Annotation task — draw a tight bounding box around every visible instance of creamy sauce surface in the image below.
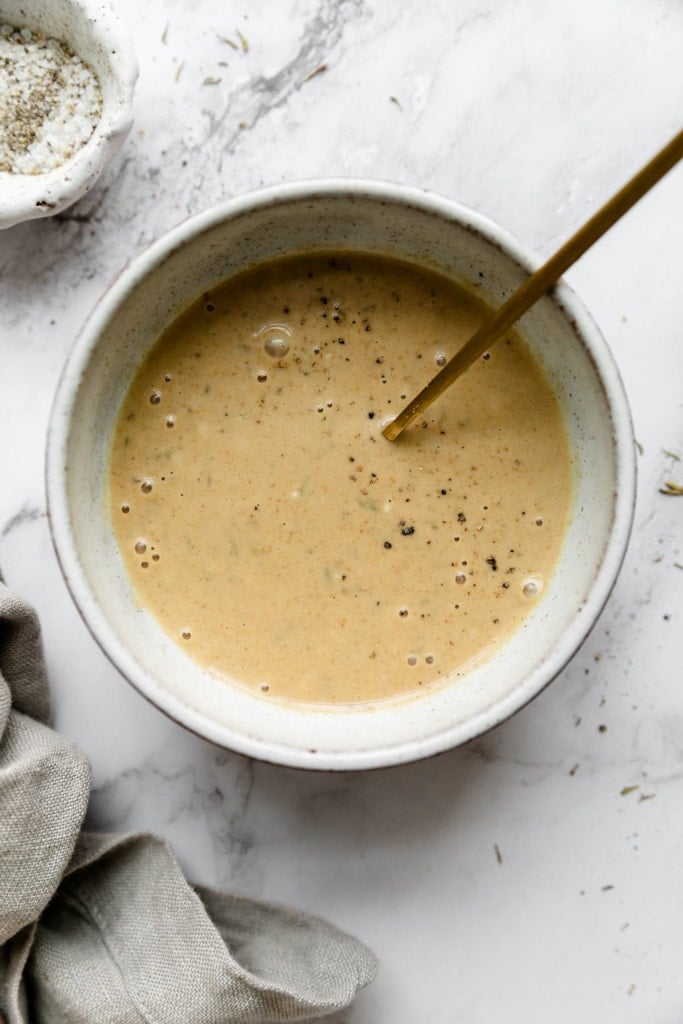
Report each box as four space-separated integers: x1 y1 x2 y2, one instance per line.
109 253 573 705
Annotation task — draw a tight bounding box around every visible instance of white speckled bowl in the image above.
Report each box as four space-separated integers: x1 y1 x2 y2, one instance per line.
0 0 137 229
47 181 636 770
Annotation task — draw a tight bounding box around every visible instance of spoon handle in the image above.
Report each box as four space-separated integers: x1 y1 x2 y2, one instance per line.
383 128 683 441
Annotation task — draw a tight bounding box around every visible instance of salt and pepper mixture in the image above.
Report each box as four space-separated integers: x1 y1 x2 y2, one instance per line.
0 23 102 176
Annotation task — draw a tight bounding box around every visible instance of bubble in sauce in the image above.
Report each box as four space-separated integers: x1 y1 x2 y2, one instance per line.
181 629 192 640
455 572 466 585
256 323 292 359
523 577 542 598
166 415 175 428
535 517 544 526
141 479 153 494
256 371 268 383
149 390 162 405
425 654 435 664
121 503 130 514
264 335 290 358
134 540 147 554
407 655 418 666
435 351 447 367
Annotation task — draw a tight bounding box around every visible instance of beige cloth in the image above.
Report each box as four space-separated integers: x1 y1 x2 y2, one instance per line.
0 582 376 1023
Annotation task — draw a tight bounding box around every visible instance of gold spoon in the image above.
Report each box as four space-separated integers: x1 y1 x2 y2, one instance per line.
383 128 683 442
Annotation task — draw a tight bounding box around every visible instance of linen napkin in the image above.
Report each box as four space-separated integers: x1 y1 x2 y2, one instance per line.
0 580 377 1023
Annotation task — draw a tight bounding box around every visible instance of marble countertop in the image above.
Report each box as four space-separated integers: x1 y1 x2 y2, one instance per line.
1 0 682 1019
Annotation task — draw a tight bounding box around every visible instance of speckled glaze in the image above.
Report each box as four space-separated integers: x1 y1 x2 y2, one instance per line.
0 0 137 228
47 181 636 770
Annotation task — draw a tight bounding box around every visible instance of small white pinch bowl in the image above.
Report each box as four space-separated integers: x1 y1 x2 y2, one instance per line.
0 0 137 229
47 181 636 771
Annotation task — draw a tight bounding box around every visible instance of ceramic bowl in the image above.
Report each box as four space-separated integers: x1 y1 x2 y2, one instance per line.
46 180 636 770
0 0 137 229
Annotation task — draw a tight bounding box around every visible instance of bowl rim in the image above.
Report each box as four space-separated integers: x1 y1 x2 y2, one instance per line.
0 0 138 229
46 178 637 770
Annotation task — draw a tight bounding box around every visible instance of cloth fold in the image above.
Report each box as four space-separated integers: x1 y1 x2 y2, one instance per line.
0 582 376 1023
